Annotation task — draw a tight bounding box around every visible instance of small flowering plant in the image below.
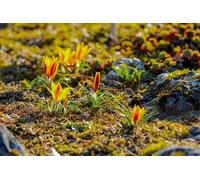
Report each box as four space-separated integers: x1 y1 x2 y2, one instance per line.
131 105 146 125
75 43 91 62
111 93 149 129
47 82 71 114
57 43 91 72
92 72 101 95
26 56 60 91
88 72 102 109
58 47 76 70
115 101 158 132
117 104 147 133
28 42 91 113
43 56 59 84
77 72 114 110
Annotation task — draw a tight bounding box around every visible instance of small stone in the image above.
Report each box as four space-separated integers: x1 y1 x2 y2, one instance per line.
190 126 200 137
104 70 120 81
112 57 144 70
49 148 61 156
0 125 24 156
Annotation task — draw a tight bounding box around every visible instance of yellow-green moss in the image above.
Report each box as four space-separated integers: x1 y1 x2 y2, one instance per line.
140 141 169 156
139 121 190 155
167 69 191 80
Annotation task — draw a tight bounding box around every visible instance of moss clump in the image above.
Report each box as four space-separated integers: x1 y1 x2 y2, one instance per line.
170 151 186 156
139 121 189 155
142 121 189 140
167 69 191 80
140 141 169 156
65 121 92 133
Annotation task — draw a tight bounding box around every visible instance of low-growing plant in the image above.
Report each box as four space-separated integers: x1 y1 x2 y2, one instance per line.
58 47 76 70
75 42 91 62
88 72 102 109
57 42 91 73
25 56 60 91
81 72 114 110
20 77 47 92
28 42 91 92
43 56 59 85
109 93 158 129
131 105 146 125
47 82 71 114
119 104 147 127
112 63 144 87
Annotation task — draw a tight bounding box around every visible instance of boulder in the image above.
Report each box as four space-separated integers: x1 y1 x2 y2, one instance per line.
144 71 200 121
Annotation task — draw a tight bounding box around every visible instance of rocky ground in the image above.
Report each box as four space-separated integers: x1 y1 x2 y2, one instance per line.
0 23 200 155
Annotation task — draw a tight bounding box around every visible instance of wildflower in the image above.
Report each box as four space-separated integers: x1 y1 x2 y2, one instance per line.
58 48 76 67
75 43 91 60
43 56 59 80
132 105 146 124
48 82 70 103
92 72 100 93
67 52 76 66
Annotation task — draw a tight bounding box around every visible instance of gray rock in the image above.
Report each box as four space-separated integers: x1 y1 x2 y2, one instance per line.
0 125 24 156
189 135 200 141
104 70 121 82
144 71 200 121
156 146 200 156
112 57 144 70
155 73 168 85
164 94 194 113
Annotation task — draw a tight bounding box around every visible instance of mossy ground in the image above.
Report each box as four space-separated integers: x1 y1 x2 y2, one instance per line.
0 24 199 155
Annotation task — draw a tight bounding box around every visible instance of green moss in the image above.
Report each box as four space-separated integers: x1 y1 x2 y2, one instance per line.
139 121 190 155
65 121 92 133
140 141 169 156
142 121 189 140
170 151 186 156
167 69 191 80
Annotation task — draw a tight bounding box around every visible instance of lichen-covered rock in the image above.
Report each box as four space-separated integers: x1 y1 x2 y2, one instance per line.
103 57 144 87
144 71 200 121
156 146 200 156
0 125 24 156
